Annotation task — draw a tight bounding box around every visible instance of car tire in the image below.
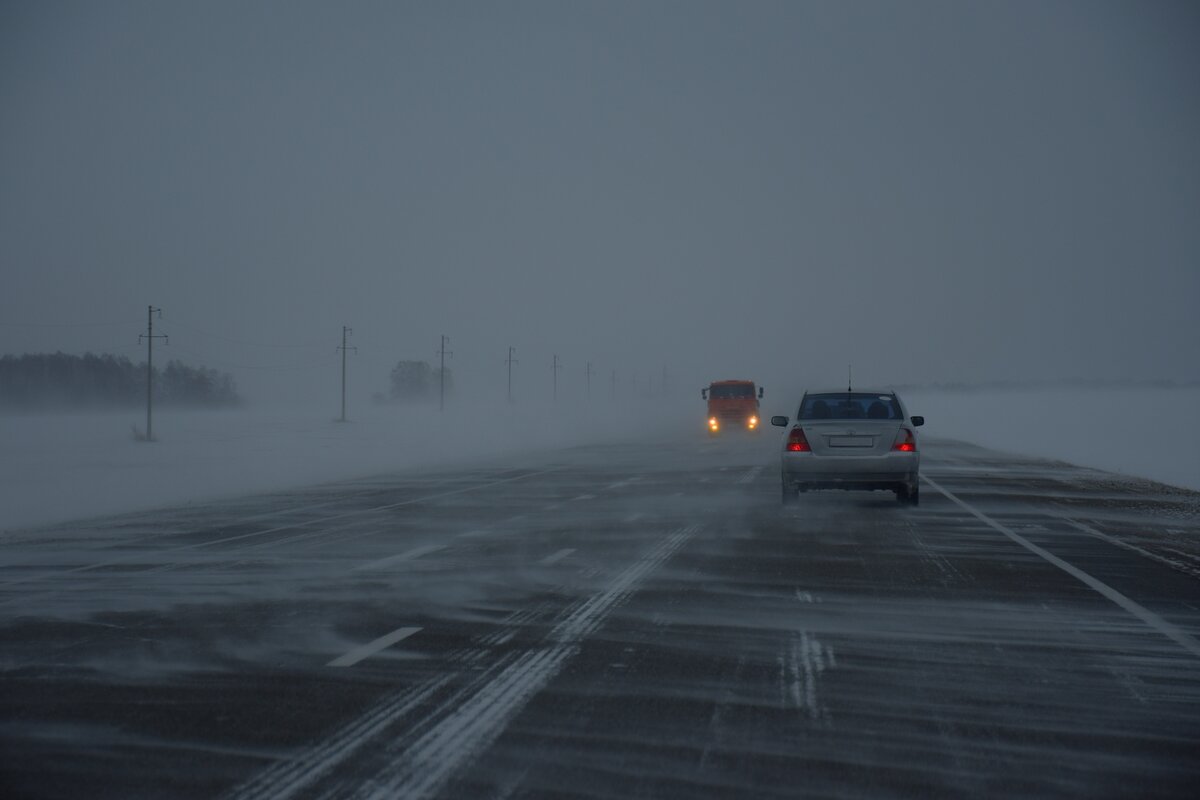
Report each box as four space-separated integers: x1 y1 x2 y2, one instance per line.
895 485 909 504
908 481 920 506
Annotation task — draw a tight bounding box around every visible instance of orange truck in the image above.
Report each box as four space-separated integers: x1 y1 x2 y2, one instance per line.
701 379 763 435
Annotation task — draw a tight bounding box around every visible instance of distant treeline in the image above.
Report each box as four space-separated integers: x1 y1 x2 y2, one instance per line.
374 359 454 404
0 352 240 409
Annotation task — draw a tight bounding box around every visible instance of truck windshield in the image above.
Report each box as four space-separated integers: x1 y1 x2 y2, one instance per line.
709 385 755 399
798 393 902 420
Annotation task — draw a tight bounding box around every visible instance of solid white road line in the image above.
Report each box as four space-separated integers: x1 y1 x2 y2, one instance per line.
455 528 490 539
539 548 575 566
354 544 445 572
1061 518 1200 580
328 626 422 667
923 475 1200 661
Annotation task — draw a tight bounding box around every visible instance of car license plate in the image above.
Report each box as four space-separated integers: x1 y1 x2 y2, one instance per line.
829 436 873 448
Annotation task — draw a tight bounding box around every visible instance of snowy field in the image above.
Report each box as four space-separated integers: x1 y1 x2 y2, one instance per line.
0 400 691 531
904 386 1200 493
2 387 1197 531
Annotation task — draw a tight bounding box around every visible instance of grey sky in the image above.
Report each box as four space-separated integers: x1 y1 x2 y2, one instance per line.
3 0 1197 403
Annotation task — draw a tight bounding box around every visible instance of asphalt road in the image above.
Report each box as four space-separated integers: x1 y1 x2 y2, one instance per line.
3 432 1199 799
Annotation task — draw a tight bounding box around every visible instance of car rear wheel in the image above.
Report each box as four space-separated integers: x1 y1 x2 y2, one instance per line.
896 480 920 506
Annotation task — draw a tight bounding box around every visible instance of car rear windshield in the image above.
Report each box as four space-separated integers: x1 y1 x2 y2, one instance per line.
710 384 755 398
798 393 903 420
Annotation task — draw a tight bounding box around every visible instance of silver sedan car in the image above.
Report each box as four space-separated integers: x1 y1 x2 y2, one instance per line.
771 389 925 505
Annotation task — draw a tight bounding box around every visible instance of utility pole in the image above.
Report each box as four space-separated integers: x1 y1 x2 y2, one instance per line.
505 346 518 403
585 361 594 400
337 326 356 422
552 354 562 401
138 306 167 442
438 335 453 411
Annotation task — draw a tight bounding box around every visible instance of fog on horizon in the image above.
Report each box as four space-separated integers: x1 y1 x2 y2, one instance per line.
3 0 1198 408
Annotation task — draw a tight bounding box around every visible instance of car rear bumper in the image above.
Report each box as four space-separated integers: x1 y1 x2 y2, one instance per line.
782 452 918 489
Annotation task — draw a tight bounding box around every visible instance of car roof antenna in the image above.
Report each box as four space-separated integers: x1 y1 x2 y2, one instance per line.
847 364 852 393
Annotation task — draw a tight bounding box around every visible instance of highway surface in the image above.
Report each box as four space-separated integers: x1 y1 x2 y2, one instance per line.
2 432 1199 799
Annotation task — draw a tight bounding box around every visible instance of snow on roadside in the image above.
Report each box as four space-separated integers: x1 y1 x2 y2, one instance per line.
0 401 685 531
904 386 1200 493
2 387 1196 531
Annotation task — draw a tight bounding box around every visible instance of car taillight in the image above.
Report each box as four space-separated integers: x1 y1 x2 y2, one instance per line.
892 428 916 452
708 417 719 430
786 427 811 452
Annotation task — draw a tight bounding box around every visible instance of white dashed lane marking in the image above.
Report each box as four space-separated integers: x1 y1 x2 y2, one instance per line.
737 466 764 484
539 548 575 566
328 626 422 668
354 544 445 572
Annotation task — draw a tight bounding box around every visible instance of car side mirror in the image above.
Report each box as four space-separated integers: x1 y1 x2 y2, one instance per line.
701 389 707 400
770 416 788 427
911 416 924 427
758 387 764 398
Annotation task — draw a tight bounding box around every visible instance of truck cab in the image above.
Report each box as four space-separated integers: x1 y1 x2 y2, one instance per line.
702 380 763 435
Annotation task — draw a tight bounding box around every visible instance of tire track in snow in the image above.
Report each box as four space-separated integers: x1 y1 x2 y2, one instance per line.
224 599 563 800
781 631 835 724
224 674 457 800
226 525 699 800
348 524 700 800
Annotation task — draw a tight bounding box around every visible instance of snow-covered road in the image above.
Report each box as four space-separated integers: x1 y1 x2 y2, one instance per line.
2 432 1198 798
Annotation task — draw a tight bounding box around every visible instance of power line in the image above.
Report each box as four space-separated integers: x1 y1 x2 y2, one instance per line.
161 316 328 349
163 344 336 371
0 320 126 329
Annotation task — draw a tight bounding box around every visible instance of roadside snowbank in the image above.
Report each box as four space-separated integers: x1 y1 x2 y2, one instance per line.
0 401 686 530
904 386 1200 492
